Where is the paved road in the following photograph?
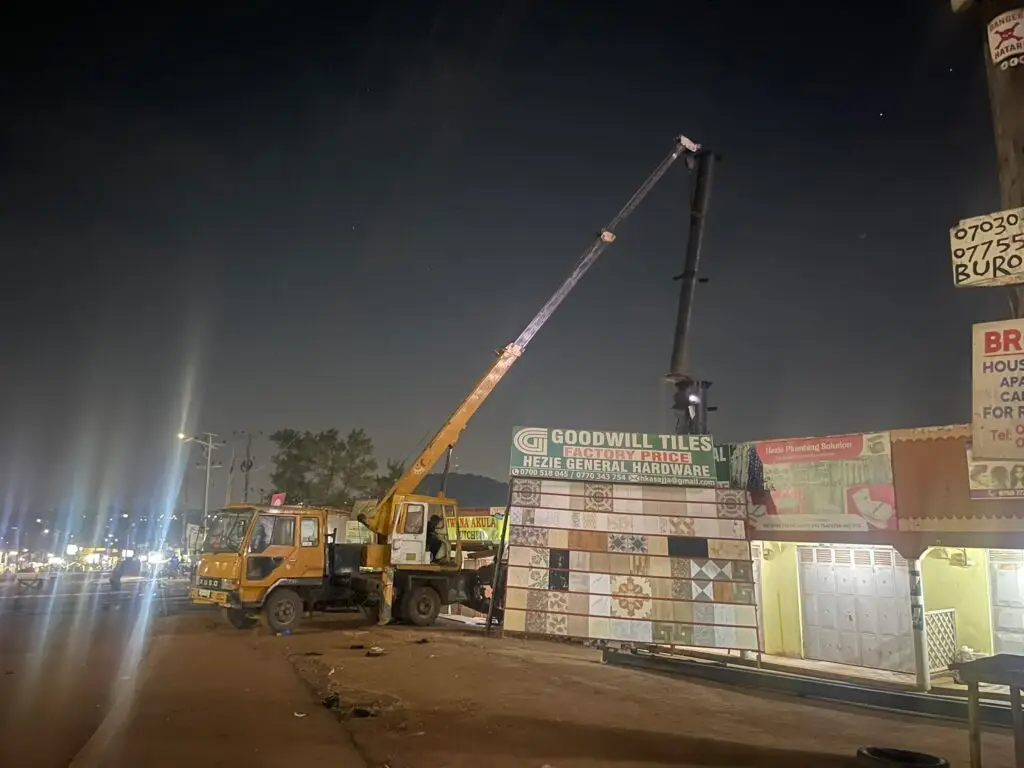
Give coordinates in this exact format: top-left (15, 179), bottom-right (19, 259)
top-left (0, 580), bottom-right (193, 767)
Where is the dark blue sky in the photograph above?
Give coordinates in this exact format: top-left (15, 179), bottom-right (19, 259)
top-left (0, 1), bottom-right (1010, 513)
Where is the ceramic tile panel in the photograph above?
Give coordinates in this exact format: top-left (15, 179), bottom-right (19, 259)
top-left (504, 477), bottom-right (758, 652)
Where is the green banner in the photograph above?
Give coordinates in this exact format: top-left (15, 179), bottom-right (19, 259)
top-left (509, 426), bottom-right (717, 487)
top-left (715, 443), bottom-right (734, 488)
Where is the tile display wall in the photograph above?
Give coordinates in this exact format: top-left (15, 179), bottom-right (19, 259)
top-left (503, 478), bottom-right (758, 651)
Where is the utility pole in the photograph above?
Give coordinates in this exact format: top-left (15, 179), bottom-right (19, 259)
top-left (666, 150), bottom-right (718, 434)
top-left (241, 431), bottom-right (256, 503)
top-left (178, 431), bottom-right (224, 542)
top-left (953, 0), bottom-right (1024, 315)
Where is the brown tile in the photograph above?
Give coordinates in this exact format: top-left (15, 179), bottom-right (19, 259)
top-left (590, 552), bottom-right (611, 573)
top-left (672, 602), bottom-right (694, 624)
top-left (650, 577), bottom-right (674, 600)
top-left (567, 530), bottom-right (608, 552)
top-left (609, 554), bottom-right (631, 575)
top-left (547, 528), bottom-right (569, 550)
top-left (567, 613), bottom-right (589, 638)
top-left (504, 608), bottom-right (526, 632)
top-left (629, 555), bottom-right (650, 576)
top-left (505, 587), bottom-right (528, 610)
top-left (713, 581), bottom-right (736, 602)
top-left (651, 598), bottom-right (675, 621)
top-left (648, 556), bottom-right (672, 578)
top-left (568, 592), bottom-right (589, 615)
top-left (647, 535), bottom-right (669, 557)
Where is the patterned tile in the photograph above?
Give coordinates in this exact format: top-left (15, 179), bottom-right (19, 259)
top-left (659, 516), bottom-right (696, 535)
top-left (528, 568), bottom-right (549, 590)
top-left (547, 613), bottom-right (569, 636)
top-left (670, 579), bottom-right (691, 600)
top-left (510, 546), bottom-right (548, 568)
top-left (732, 582), bottom-right (756, 605)
top-left (608, 514), bottom-right (634, 532)
top-left (731, 560), bottom-right (753, 582)
top-left (526, 590), bottom-right (548, 611)
top-left (570, 511), bottom-right (599, 530)
top-left (671, 623), bottom-right (693, 645)
top-left (512, 478), bottom-right (541, 506)
top-left (691, 580), bottom-right (714, 601)
top-left (548, 548), bottom-right (570, 571)
top-left (667, 536), bottom-right (709, 559)
top-left (548, 590), bottom-right (569, 613)
top-left (611, 576), bottom-right (652, 620)
top-left (584, 482), bottom-right (614, 511)
top-left (715, 489), bottom-right (747, 519)
top-left (504, 608), bottom-right (526, 632)
top-left (628, 555), bottom-right (650, 576)
top-left (690, 559), bottom-right (733, 581)
top-left (510, 526), bottom-right (547, 547)
top-left (526, 610), bottom-right (548, 634)
top-left (608, 533), bottom-right (648, 553)
top-left (670, 557), bottom-right (691, 579)
top-left (652, 622), bottom-right (674, 644)
top-left (511, 507), bottom-right (524, 525)
top-left (548, 570), bottom-right (569, 591)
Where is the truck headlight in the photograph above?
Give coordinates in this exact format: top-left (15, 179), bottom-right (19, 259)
top-left (221, 579), bottom-right (238, 590)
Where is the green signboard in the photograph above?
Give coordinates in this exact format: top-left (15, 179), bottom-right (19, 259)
top-left (509, 426), bottom-right (717, 487)
top-left (714, 443), bottom-right (734, 488)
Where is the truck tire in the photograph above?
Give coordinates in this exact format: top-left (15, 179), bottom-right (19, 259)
top-left (402, 585), bottom-right (441, 627)
top-left (264, 588), bottom-right (303, 633)
top-left (223, 607), bottom-right (256, 630)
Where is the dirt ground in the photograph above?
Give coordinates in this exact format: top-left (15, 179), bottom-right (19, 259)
top-left (263, 615), bottom-right (1014, 768)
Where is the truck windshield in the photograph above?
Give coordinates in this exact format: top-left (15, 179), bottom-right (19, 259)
top-left (202, 511), bottom-right (254, 553)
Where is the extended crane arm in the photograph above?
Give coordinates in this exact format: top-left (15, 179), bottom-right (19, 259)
top-left (365, 135), bottom-right (701, 532)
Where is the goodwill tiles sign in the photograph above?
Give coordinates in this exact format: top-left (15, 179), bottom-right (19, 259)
top-left (510, 426), bottom-right (717, 487)
top-left (731, 432), bottom-right (896, 532)
top-left (502, 477), bottom-right (758, 652)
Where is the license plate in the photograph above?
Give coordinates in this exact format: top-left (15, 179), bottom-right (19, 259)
top-left (198, 588), bottom-right (211, 598)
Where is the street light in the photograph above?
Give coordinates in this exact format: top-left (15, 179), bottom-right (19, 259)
top-left (178, 431), bottom-right (225, 548)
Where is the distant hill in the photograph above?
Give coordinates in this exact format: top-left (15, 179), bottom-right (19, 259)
top-left (418, 472), bottom-right (509, 507)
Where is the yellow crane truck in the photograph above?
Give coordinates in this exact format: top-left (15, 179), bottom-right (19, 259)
top-left (190, 135), bottom-right (701, 632)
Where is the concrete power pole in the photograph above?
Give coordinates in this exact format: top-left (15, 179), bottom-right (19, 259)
top-left (953, 0), bottom-right (1024, 314)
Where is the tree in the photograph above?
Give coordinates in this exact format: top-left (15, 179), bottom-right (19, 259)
top-left (267, 428), bottom-right (404, 507)
top-left (372, 459), bottom-right (406, 498)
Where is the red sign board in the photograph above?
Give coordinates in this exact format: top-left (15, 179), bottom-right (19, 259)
top-left (269, 492), bottom-right (286, 508)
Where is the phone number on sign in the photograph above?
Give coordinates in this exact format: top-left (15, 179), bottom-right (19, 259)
top-left (509, 466), bottom-right (718, 487)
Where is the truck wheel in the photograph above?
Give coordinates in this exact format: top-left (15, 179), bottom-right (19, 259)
top-left (223, 608), bottom-right (256, 630)
top-left (402, 585), bottom-right (441, 627)
top-left (264, 589), bottom-right (303, 633)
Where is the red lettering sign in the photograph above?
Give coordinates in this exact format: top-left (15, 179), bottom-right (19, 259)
top-left (985, 329), bottom-right (1023, 354)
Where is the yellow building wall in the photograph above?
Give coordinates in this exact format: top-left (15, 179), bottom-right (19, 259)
top-left (921, 547), bottom-right (993, 656)
top-left (757, 542), bottom-right (803, 658)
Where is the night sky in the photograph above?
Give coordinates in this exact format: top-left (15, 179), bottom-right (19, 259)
top-left (0, 2), bottom-right (1012, 515)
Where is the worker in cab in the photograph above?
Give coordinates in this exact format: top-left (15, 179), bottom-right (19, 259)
top-left (426, 515), bottom-right (446, 563)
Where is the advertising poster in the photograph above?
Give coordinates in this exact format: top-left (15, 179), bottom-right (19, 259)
top-left (966, 443), bottom-right (1024, 500)
top-left (443, 507), bottom-right (509, 543)
top-left (972, 318), bottom-right (1024, 460)
top-left (731, 432), bottom-right (896, 532)
top-left (510, 426), bottom-right (717, 488)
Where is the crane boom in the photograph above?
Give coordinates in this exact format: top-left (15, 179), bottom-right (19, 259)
top-left (370, 135), bottom-right (701, 528)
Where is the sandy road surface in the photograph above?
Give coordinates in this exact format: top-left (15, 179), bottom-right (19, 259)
top-left (265, 615), bottom-right (1015, 768)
